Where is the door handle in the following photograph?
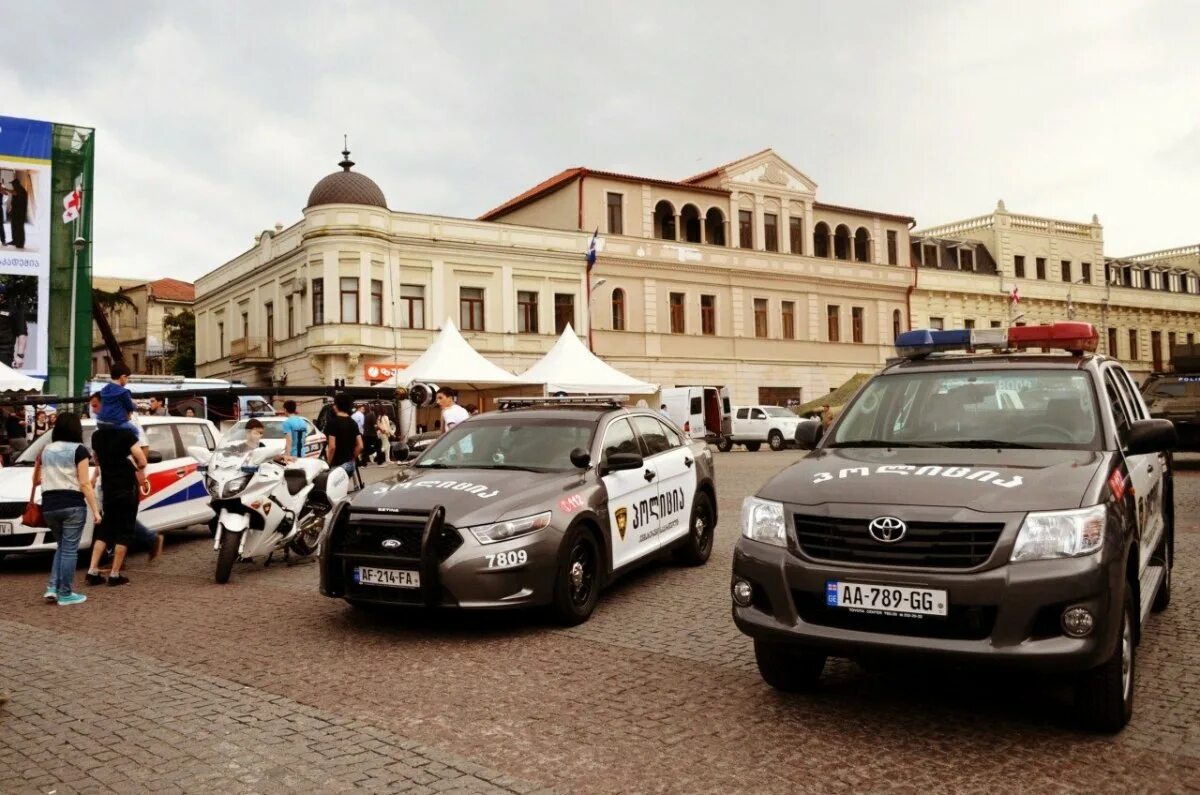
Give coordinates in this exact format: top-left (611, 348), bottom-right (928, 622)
top-left (684, 457), bottom-right (694, 468)
top-left (175, 468), bottom-right (188, 478)
top-left (1146, 463), bottom-right (1154, 474)
top-left (643, 469), bottom-right (656, 482)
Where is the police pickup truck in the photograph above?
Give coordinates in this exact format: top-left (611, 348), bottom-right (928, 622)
top-left (1141, 342), bottom-right (1200, 452)
top-left (320, 397), bottom-right (717, 625)
top-left (732, 322), bottom-right (1176, 732)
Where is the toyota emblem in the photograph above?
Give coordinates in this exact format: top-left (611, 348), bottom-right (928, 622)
top-left (867, 516), bottom-right (907, 544)
top-left (381, 538), bottom-right (402, 550)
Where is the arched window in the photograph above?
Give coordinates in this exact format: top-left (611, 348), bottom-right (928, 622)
top-left (834, 225), bottom-right (852, 260)
top-left (705, 207), bottom-right (726, 246)
top-left (611, 288), bottom-right (626, 331)
top-left (813, 222), bottom-right (831, 258)
top-left (854, 227), bottom-right (871, 262)
top-left (653, 200), bottom-right (676, 241)
top-left (892, 308), bottom-right (902, 341)
top-left (680, 204), bottom-right (702, 243)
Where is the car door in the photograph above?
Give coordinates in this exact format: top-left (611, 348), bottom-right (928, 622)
top-left (732, 408), bottom-right (749, 438)
top-left (630, 415), bottom-right (697, 550)
top-left (174, 421), bottom-right (218, 525)
top-left (748, 407), bottom-right (769, 439)
top-left (598, 417), bottom-right (659, 570)
top-left (137, 422), bottom-right (192, 531)
top-left (1111, 365), bottom-right (1165, 569)
top-left (1102, 367), bottom-right (1155, 566)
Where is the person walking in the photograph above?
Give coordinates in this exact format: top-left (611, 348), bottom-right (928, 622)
top-left (85, 421), bottom-right (148, 586)
top-left (280, 400), bottom-right (308, 458)
top-left (324, 394), bottom-right (362, 482)
top-left (33, 413), bottom-right (101, 605)
top-left (375, 410), bottom-right (395, 463)
top-left (360, 404), bottom-right (379, 466)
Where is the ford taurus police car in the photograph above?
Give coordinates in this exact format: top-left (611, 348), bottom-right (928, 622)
top-left (319, 397), bottom-right (717, 624)
top-left (732, 323), bottom-right (1176, 732)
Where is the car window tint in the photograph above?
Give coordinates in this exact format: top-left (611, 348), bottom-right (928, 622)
top-left (751, 408), bottom-right (766, 419)
top-left (656, 418), bottom-right (685, 448)
top-left (736, 408), bottom-right (748, 420)
top-left (1103, 371), bottom-right (1132, 446)
top-left (632, 415), bottom-right (672, 456)
top-left (177, 423), bottom-right (214, 452)
top-left (602, 418), bottom-right (641, 459)
top-left (1113, 367), bottom-right (1146, 420)
top-left (145, 424), bottom-right (180, 460)
top-left (689, 396), bottom-right (702, 415)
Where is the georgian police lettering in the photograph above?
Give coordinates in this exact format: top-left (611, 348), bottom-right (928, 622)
top-left (628, 487), bottom-right (687, 542)
top-left (811, 464), bottom-right (1023, 488)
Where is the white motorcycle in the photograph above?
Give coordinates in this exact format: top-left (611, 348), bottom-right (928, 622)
top-left (191, 437), bottom-right (350, 584)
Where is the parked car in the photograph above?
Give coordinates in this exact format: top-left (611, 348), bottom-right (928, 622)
top-left (717, 405), bottom-right (802, 452)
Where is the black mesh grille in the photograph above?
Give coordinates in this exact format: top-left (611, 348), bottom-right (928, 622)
top-left (793, 591), bottom-right (996, 640)
top-left (793, 514), bottom-right (1004, 569)
top-left (338, 512), bottom-right (462, 563)
top-left (0, 533), bottom-right (39, 548)
top-left (0, 502), bottom-right (26, 520)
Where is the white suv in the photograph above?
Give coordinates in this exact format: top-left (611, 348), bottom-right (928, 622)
top-left (716, 406), bottom-right (801, 452)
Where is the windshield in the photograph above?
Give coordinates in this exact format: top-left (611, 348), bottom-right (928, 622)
top-left (244, 398), bottom-right (274, 416)
top-left (16, 427), bottom-right (96, 465)
top-left (216, 421), bottom-right (287, 455)
top-left (1144, 376), bottom-right (1200, 398)
top-left (762, 407), bottom-right (795, 418)
top-left (417, 418), bottom-right (596, 472)
top-left (831, 369), bottom-right (1102, 450)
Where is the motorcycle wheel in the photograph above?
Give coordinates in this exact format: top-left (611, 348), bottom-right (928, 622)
top-left (215, 532), bottom-right (239, 584)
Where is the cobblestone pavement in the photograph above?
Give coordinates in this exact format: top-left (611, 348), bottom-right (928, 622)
top-left (2, 453), bottom-right (1198, 793)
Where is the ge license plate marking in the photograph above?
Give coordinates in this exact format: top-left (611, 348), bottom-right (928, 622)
top-left (826, 581), bottom-right (948, 617)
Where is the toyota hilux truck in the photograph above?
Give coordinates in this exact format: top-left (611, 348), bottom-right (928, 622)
top-left (731, 323), bottom-right (1176, 733)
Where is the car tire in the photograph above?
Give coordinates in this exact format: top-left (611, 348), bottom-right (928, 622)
top-left (768, 431), bottom-right (785, 451)
top-left (1151, 531), bottom-right (1171, 613)
top-left (744, 442), bottom-right (762, 452)
top-left (214, 532), bottom-right (239, 584)
top-left (716, 437), bottom-right (733, 453)
top-left (675, 492), bottom-right (715, 566)
top-left (1076, 588), bottom-right (1135, 733)
top-left (549, 526), bottom-right (600, 626)
top-left (754, 640), bottom-right (826, 692)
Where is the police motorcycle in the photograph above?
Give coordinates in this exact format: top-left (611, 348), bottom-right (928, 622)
top-left (192, 423), bottom-right (350, 583)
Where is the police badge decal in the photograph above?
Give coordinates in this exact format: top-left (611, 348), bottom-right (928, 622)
top-left (614, 507), bottom-right (628, 540)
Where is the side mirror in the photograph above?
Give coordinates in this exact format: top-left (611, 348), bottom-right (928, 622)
top-left (390, 442), bottom-right (410, 462)
top-left (569, 447), bottom-right (591, 469)
top-left (1127, 418), bottom-right (1177, 456)
top-left (794, 419), bottom-right (823, 450)
top-left (146, 451), bottom-right (164, 465)
top-left (601, 451), bottom-right (643, 474)
top-left (186, 445), bottom-right (212, 465)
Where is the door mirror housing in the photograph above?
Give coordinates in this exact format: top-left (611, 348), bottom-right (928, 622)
top-left (601, 451), bottom-right (643, 474)
top-left (569, 447), bottom-right (591, 469)
top-left (1126, 418), bottom-right (1177, 456)
top-left (146, 451), bottom-right (164, 465)
top-left (794, 419), bottom-right (823, 450)
top-left (390, 442), bottom-right (410, 462)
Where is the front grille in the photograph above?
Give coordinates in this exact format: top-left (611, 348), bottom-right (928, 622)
top-left (793, 514), bottom-right (1004, 569)
top-left (793, 591), bottom-right (996, 640)
top-left (338, 511), bottom-right (463, 563)
top-left (0, 533), bottom-right (40, 548)
top-left (0, 502), bottom-right (25, 519)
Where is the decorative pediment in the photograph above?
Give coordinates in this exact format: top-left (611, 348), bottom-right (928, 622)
top-left (724, 151), bottom-right (817, 195)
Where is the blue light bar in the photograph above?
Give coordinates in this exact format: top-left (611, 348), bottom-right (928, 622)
top-left (896, 328), bottom-right (989, 358)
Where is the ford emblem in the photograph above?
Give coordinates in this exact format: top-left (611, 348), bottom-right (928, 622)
top-left (867, 516), bottom-right (906, 544)
top-left (381, 539), bottom-right (402, 550)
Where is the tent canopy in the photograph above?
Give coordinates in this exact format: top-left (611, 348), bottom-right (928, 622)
top-left (795, 373), bottom-right (872, 414)
top-left (0, 362), bottom-right (44, 394)
top-left (387, 318), bottom-right (532, 388)
top-left (520, 325), bottom-right (657, 395)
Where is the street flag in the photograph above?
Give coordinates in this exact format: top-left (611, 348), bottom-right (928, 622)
top-left (585, 228), bottom-right (599, 271)
top-left (62, 184), bottom-right (82, 224)
top-left (1010, 286), bottom-right (1021, 304)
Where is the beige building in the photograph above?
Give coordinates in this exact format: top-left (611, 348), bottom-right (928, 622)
top-left (196, 149), bottom-right (915, 405)
top-left (912, 203), bottom-right (1200, 379)
top-left (92, 277), bottom-right (195, 376)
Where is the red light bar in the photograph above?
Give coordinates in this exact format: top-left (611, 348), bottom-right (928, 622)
top-left (1007, 322), bottom-right (1098, 353)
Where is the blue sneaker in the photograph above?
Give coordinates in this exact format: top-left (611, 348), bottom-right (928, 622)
top-left (43, 589), bottom-right (57, 604)
top-left (57, 593), bottom-right (87, 606)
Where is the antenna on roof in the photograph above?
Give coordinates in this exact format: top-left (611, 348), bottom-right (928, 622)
top-left (339, 135), bottom-right (354, 171)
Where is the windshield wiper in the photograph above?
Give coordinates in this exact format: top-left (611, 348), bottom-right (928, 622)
top-left (478, 464), bottom-right (543, 472)
top-left (829, 440), bottom-right (946, 448)
top-left (415, 462), bottom-right (453, 469)
top-left (935, 439), bottom-right (1041, 449)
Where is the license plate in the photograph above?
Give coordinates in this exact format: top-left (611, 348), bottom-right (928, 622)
top-left (0, 522), bottom-right (11, 536)
top-left (353, 566), bottom-right (420, 589)
top-left (826, 580), bottom-right (947, 617)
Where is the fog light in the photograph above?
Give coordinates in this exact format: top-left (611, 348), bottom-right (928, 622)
top-left (1061, 606), bottom-right (1095, 638)
top-left (732, 579), bottom-right (754, 607)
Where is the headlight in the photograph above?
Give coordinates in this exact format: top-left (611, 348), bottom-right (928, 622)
top-left (1010, 504), bottom-right (1105, 562)
top-left (468, 511), bottom-right (552, 545)
top-left (223, 474), bottom-right (251, 498)
top-left (204, 475), bottom-right (219, 497)
top-left (741, 497), bottom-right (787, 547)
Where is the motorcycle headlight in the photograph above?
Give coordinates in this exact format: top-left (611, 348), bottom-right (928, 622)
top-left (204, 475), bottom-right (220, 497)
top-left (1010, 504), bottom-right (1105, 562)
top-left (741, 497), bottom-right (787, 547)
top-left (468, 511), bottom-right (552, 545)
top-left (223, 474), bottom-right (251, 498)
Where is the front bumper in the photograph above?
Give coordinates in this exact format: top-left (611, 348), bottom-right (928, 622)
top-left (0, 518), bottom-right (95, 554)
top-left (732, 537), bottom-right (1124, 672)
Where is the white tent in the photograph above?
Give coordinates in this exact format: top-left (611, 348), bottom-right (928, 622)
top-left (0, 363), bottom-right (43, 393)
top-left (521, 325), bottom-right (657, 395)
top-left (386, 318), bottom-right (532, 388)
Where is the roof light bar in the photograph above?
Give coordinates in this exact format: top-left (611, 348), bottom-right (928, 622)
top-left (1007, 322), bottom-right (1098, 353)
top-left (895, 322), bottom-right (1099, 359)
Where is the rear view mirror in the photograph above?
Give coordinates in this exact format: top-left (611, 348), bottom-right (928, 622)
top-left (569, 447), bottom-right (591, 469)
top-left (146, 451), bottom-right (164, 465)
top-left (794, 420), bottom-right (823, 450)
top-left (601, 451), bottom-right (643, 474)
top-left (185, 445), bottom-right (212, 465)
top-left (390, 442), bottom-right (410, 462)
top-left (1127, 419), bottom-right (1177, 456)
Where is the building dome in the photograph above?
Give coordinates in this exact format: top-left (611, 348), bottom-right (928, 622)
top-left (305, 148), bottom-right (387, 209)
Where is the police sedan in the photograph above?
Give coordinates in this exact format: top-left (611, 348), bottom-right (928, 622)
top-left (319, 397), bottom-right (718, 624)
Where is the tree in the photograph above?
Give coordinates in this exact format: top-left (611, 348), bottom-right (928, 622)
top-left (163, 309), bottom-right (195, 377)
top-left (92, 287), bottom-right (135, 314)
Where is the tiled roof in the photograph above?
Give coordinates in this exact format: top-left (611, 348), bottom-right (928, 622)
top-left (814, 202), bottom-right (915, 225)
top-left (148, 278), bottom-right (195, 303)
top-left (681, 148), bottom-right (773, 184)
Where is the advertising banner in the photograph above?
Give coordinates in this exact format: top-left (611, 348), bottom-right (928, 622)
top-left (0, 115), bottom-right (52, 378)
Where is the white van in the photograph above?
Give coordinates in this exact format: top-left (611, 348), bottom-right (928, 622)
top-left (660, 386), bottom-right (731, 442)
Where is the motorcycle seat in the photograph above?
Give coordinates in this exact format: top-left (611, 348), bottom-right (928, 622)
top-left (311, 470), bottom-right (330, 499)
top-left (284, 469), bottom-right (308, 496)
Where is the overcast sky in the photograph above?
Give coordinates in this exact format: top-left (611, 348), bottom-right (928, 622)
top-left (6, 1), bottom-right (1199, 281)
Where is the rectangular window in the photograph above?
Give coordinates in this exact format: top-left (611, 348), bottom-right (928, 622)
top-left (460, 287), bottom-right (484, 331)
top-left (1014, 255), bottom-right (1026, 278)
top-left (1081, 262), bottom-right (1092, 284)
top-left (286, 294), bottom-right (295, 337)
top-left (700, 294), bottom-right (715, 336)
top-left (606, 192), bottom-right (623, 235)
top-left (1104, 262), bottom-right (1111, 283)
top-left (554, 293), bottom-right (575, 334)
top-left (826, 305), bottom-right (840, 342)
top-left (669, 292), bottom-right (685, 334)
top-left (851, 307), bottom-right (864, 343)
top-left (781, 301), bottom-right (795, 340)
top-left (311, 278), bottom-right (324, 325)
top-left (1061, 260), bottom-right (1072, 282)
top-left (340, 277), bottom-right (359, 324)
top-left (763, 213), bottom-right (779, 252)
top-left (923, 245), bottom-right (938, 267)
top-left (738, 210), bottom-right (753, 248)
top-left (789, 217), bottom-right (803, 255)
top-left (1168, 331), bottom-right (1176, 353)
top-left (929, 316), bottom-right (944, 330)
top-left (887, 230), bottom-right (898, 265)
top-left (400, 285), bottom-right (425, 329)
top-left (961, 248), bottom-right (974, 271)
top-left (1152, 330), bottom-right (1163, 371)
top-left (754, 298), bottom-right (768, 338)
top-left (518, 291), bottom-right (539, 333)
top-left (264, 302), bottom-right (274, 340)
top-left (1189, 332), bottom-right (1196, 346)
top-left (217, 322), bottom-right (225, 355)
top-left (990, 320), bottom-right (1002, 328)
top-left (1036, 258), bottom-right (1046, 279)
top-left (370, 279), bottom-right (383, 325)
top-left (964, 318), bottom-right (975, 330)
top-left (1128, 329), bottom-right (1138, 360)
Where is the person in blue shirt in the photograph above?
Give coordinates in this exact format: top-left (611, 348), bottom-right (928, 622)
top-left (280, 400), bottom-right (309, 458)
top-left (96, 363), bottom-right (139, 434)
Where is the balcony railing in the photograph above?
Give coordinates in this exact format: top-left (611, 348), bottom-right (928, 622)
top-left (229, 336), bottom-right (274, 363)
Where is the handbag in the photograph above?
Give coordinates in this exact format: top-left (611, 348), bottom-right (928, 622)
top-left (23, 478), bottom-right (45, 528)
